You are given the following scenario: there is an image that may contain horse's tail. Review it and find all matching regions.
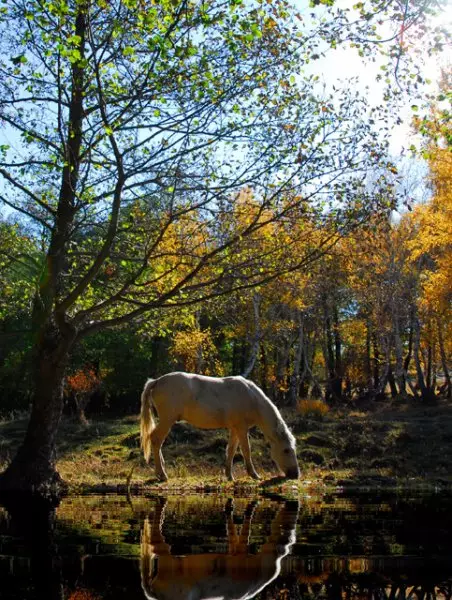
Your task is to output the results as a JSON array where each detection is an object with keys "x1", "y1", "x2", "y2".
[
  {"x1": 140, "y1": 378, "x2": 158, "y2": 463},
  {"x1": 140, "y1": 517, "x2": 157, "y2": 600}
]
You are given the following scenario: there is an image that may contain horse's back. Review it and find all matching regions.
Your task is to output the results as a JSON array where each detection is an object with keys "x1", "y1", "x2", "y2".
[{"x1": 152, "y1": 372, "x2": 262, "y2": 429}]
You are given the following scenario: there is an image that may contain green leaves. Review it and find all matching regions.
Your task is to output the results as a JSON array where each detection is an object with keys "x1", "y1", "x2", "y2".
[
  {"x1": 310, "y1": 0, "x2": 335, "y2": 6},
  {"x1": 11, "y1": 54, "x2": 28, "y2": 65}
]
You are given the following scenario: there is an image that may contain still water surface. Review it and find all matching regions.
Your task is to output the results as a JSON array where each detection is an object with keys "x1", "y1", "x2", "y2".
[{"x1": 1, "y1": 492, "x2": 451, "y2": 599}]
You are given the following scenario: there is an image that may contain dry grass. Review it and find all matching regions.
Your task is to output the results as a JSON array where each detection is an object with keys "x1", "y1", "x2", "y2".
[
  {"x1": 54, "y1": 418, "x2": 284, "y2": 492},
  {"x1": 2, "y1": 400, "x2": 452, "y2": 493},
  {"x1": 297, "y1": 398, "x2": 330, "y2": 418}
]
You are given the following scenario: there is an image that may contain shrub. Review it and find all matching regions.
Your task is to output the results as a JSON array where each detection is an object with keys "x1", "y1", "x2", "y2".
[{"x1": 297, "y1": 398, "x2": 329, "y2": 419}]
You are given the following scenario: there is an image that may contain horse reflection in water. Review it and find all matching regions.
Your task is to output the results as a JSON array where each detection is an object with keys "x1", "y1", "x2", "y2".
[{"x1": 141, "y1": 498, "x2": 299, "y2": 600}]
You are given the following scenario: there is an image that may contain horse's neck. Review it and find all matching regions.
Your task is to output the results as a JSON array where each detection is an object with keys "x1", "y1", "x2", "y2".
[{"x1": 257, "y1": 401, "x2": 285, "y2": 444}]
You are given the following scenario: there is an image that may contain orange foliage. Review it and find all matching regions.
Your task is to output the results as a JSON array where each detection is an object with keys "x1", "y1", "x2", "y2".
[
  {"x1": 68, "y1": 589, "x2": 100, "y2": 600},
  {"x1": 66, "y1": 368, "x2": 100, "y2": 394},
  {"x1": 297, "y1": 398, "x2": 329, "y2": 418},
  {"x1": 170, "y1": 328, "x2": 224, "y2": 376}
]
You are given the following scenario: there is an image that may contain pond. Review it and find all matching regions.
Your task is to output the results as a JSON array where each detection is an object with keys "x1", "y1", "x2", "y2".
[{"x1": 1, "y1": 491, "x2": 452, "y2": 599}]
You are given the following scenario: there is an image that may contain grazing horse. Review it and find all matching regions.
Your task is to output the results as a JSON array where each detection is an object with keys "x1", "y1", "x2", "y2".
[{"x1": 140, "y1": 372, "x2": 299, "y2": 481}]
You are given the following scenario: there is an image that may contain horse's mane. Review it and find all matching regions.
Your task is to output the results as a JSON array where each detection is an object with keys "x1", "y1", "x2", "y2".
[
  {"x1": 275, "y1": 419, "x2": 296, "y2": 448},
  {"x1": 243, "y1": 378, "x2": 296, "y2": 449}
]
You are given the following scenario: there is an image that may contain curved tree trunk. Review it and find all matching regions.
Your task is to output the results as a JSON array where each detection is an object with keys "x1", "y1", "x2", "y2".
[{"x1": 0, "y1": 327, "x2": 72, "y2": 495}]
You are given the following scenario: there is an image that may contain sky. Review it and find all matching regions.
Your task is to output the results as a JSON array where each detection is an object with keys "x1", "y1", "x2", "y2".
[
  {"x1": 1, "y1": 0, "x2": 450, "y2": 221},
  {"x1": 302, "y1": 0, "x2": 452, "y2": 155}
]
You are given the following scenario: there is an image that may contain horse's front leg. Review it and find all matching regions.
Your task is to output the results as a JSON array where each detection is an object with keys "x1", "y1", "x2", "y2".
[
  {"x1": 150, "y1": 421, "x2": 172, "y2": 481},
  {"x1": 237, "y1": 430, "x2": 260, "y2": 480},
  {"x1": 225, "y1": 430, "x2": 239, "y2": 481}
]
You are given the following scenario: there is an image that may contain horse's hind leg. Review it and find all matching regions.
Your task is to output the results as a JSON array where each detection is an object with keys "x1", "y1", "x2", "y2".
[
  {"x1": 150, "y1": 421, "x2": 172, "y2": 482},
  {"x1": 237, "y1": 430, "x2": 260, "y2": 480},
  {"x1": 225, "y1": 430, "x2": 239, "y2": 481}
]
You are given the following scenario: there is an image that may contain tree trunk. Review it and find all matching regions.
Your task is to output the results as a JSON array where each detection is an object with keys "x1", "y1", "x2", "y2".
[
  {"x1": 365, "y1": 321, "x2": 372, "y2": 393},
  {"x1": 322, "y1": 312, "x2": 334, "y2": 403},
  {"x1": 426, "y1": 339, "x2": 433, "y2": 390},
  {"x1": 0, "y1": 6, "x2": 85, "y2": 496},
  {"x1": 0, "y1": 327, "x2": 72, "y2": 494},
  {"x1": 323, "y1": 305, "x2": 342, "y2": 404},
  {"x1": 242, "y1": 294, "x2": 261, "y2": 378},
  {"x1": 413, "y1": 313, "x2": 436, "y2": 403},
  {"x1": 274, "y1": 334, "x2": 291, "y2": 405},
  {"x1": 74, "y1": 393, "x2": 90, "y2": 426},
  {"x1": 288, "y1": 313, "x2": 304, "y2": 406},
  {"x1": 393, "y1": 310, "x2": 406, "y2": 397},
  {"x1": 387, "y1": 367, "x2": 398, "y2": 399},
  {"x1": 260, "y1": 344, "x2": 269, "y2": 394},
  {"x1": 372, "y1": 332, "x2": 381, "y2": 393},
  {"x1": 332, "y1": 307, "x2": 343, "y2": 402},
  {"x1": 403, "y1": 320, "x2": 413, "y2": 374},
  {"x1": 437, "y1": 318, "x2": 451, "y2": 399}
]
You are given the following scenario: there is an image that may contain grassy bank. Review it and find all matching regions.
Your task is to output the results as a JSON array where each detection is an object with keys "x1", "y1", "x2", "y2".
[{"x1": 1, "y1": 398, "x2": 452, "y2": 494}]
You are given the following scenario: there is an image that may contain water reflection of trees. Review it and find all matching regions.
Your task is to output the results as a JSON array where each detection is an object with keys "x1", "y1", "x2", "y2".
[
  {"x1": 1, "y1": 494, "x2": 452, "y2": 599},
  {"x1": 287, "y1": 573, "x2": 452, "y2": 600}
]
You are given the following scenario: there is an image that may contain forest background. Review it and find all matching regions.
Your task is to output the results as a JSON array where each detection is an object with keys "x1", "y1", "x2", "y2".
[{"x1": 0, "y1": 0, "x2": 450, "y2": 492}]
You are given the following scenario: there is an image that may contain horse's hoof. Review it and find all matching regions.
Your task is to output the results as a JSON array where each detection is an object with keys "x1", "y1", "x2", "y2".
[
  {"x1": 250, "y1": 473, "x2": 261, "y2": 480},
  {"x1": 157, "y1": 474, "x2": 168, "y2": 482}
]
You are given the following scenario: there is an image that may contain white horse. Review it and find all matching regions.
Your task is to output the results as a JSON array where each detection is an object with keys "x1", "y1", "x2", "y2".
[{"x1": 140, "y1": 371, "x2": 299, "y2": 481}]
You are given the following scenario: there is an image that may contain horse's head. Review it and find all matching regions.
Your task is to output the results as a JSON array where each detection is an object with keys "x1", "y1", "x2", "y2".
[{"x1": 270, "y1": 426, "x2": 300, "y2": 480}]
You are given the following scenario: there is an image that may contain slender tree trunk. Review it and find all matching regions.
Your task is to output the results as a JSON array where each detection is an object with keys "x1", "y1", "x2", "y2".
[
  {"x1": 437, "y1": 318, "x2": 451, "y2": 399},
  {"x1": 372, "y1": 332, "x2": 380, "y2": 393},
  {"x1": 426, "y1": 340, "x2": 433, "y2": 390},
  {"x1": 239, "y1": 342, "x2": 247, "y2": 376},
  {"x1": 323, "y1": 310, "x2": 335, "y2": 403},
  {"x1": 323, "y1": 303, "x2": 342, "y2": 404},
  {"x1": 387, "y1": 367, "x2": 398, "y2": 399},
  {"x1": 74, "y1": 393, "x2": 90, "y2": 426},
  {"x1": 393, "y1": 312, "x2": 406, "y2": 396},
  {"x1": 298, "y1": 342, "x2": 309, "y2": 398},
  {"x1": 413, "y1": 313, "x2": 436, "y2": 403},
  {"x1": 275, "y1": 341, "x2": 291, "y2": 405},
  {"x1": 332, "y1": 307, "x2": 343, "y2": 402},
  {"x1": 232, "y1": 340, "x2": 240, "y2": 375},
  {"x1": 288, "y1": 313, "x2": 304, "y2": 406},
  {"x1": 403, "y1": 321, "x2": 413, "y2": 374},
  {"x1": 242, "y1": 294, "x2": 261, "y2": 378},
  {"x1": 260, "y1": 344, "x2": 268, "y2": 394},
  {"x1": 365, "y1": 321, "x2": 372, "y2": 393}
]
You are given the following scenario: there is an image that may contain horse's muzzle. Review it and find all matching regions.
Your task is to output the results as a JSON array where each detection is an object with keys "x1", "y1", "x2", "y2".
[{"x1": 285, "y1": 468, "x2": 300, "y2": 480}]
